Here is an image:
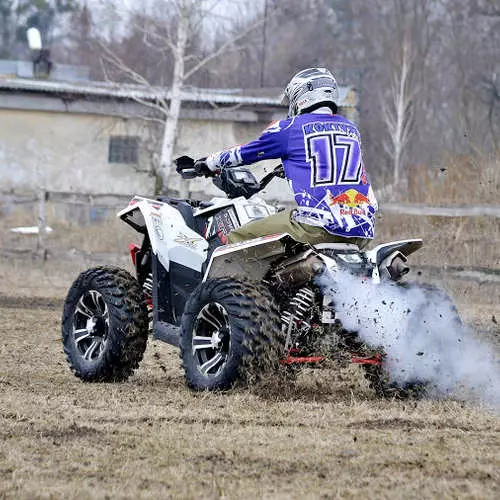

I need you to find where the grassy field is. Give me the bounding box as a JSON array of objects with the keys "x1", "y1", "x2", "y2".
[
  {"x1": 0, "y1": 156, "x2": 499, "y2": 499},
  {"x1": 0, "y1": 252, "x2": 499, "y2": 499}
]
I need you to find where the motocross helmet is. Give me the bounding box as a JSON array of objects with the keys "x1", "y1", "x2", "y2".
[{"x1": 281, "y1": 67, "x2": 339, "y2": 117}]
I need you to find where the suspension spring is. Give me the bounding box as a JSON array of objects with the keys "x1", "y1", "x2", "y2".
[
  {"x1": 143, "y1": 273, "x2": 153, "y2": 298},
  {"x1": 143, "y1": 273, "x2": 153, "y2": 333},
  {"x1": 281, "y1": 287, "x2": 316, "y2": 329}
]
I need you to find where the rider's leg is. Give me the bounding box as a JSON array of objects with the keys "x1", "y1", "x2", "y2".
[{"x1": 227, "y1": 209, "x2": 369, "y2": 249}]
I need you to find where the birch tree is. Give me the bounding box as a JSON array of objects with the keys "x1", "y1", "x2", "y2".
[
  {"x1": 100, "y1": 0, "x2": 270, "y2": 193},
  {"x1": 375, "y1": 0, "x2": 439, "y2": 185},
  {"x1": 381, "y1": 32, "x2": 419, "y2": 186},
  {"x1": 475, "y1": 0, "x2": 500, "y2": 151}
]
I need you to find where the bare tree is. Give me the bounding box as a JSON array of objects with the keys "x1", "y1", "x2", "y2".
[
  {"x1": 474, "y1": 0, "x2": 500, "y2": 17},
  {"x1": 381, "y1": 31, "x2": 419, "y2": 186},
  {"x1": 479, "y1": 74, "x2": 500, "y2": 152},
  {"x1": 57, "y1": 0, "x2": 500, "y2": 188},
  {"x1": 99, "y1": 0, "x2": 270, "y2": 193},
  {"x1": 474, "y1": 0, "x2": 500, "y2": 151}
]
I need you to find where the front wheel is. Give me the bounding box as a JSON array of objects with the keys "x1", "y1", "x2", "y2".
[
  {"x1": 180, "y1": 278, "x2": 282, "y2": 391},
  {"x1": 62, "y1": 266, "x2": 148, "y2": 382}
]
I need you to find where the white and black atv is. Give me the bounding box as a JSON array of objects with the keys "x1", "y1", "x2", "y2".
[{"x1": 61, "y1": 157, "x2": 458, "y2": 396}]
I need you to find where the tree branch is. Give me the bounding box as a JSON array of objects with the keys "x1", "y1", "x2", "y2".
[{"x1": 183, "y1": 15, "x2": 267, "y2": 81}]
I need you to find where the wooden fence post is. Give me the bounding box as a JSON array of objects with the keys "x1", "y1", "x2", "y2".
[{"x1": 37, "y1": 189, "x2": 48, "y2": 260}]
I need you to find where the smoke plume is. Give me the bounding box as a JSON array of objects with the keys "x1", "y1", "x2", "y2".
[{"x1": 318, "y1": 270, "x2": 500, "y2": 410}]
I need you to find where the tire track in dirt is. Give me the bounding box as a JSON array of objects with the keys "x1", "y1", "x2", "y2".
[
  {"x1": 345, "y1": 417, "x2": 496, "y2": 432},
  {"x1": 0, "y1": 294, "x2": 63, "y2": 310}
]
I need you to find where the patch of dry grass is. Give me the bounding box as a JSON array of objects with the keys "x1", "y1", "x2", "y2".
[
  {"x1": 1, "y1": 154, "x2": 499, "y2": 270},
  {"x1": 0, "y1": 253, "x2": 131, "y2": 300},
  {"x1": 375, "y1": 213, "x2": 500, "y2": 269},
  {"x1": 0, "y1": 302, "x2": 499, "y2": 499},
  {"x1": 0, "y1": 212, "x2": 138, "y2": 255},
  {"x1": 375, "y1": 154, "x2": 500, "y2": 269},
  {"x1": 406, "y1": 155, "x2": 499, "y2": 206},
  {"x1": 0, "y1": 154, "x2": 499, "y2": 498}
]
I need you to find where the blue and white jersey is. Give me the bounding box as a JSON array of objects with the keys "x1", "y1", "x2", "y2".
[{"x1": 206, "y1": 113, "x2": 378, "y2": 239}]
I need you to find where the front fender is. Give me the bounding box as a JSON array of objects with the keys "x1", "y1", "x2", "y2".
[{"x1": 118, "y1": 196, "x2": 208, "y2": 272}]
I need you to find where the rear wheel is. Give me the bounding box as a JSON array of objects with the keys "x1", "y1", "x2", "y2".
[
  {"x1": 363, "y1": 283, "x2": 462, "y2": 398},
  {"x1": 364, "y1": 363, "x2": 428, "y2": 399},
  {"x1": 62, "y1": 266, "x2": 148, "y2": 382},
  {"x1": 180, "y1": 278, "x2": 282, "y2": 391}
]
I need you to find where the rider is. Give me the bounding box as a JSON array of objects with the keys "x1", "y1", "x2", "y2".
[{"x1": 194, "y1": 67, "x2": 377, "y2": 248}]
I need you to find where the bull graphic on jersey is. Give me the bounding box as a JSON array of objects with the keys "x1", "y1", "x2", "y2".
[{"x1": 294, "y1": 186, "x2": 376, "y2": 238}]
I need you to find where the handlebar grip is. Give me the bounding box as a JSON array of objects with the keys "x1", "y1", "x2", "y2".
[
  {"x1": 175, "y1": 155, "x2": 214, "y2": 179},
  {"x1": 179, "y1": 168, "x2": 198, "y2": 179},
  {"x1": 175, "y1": 155, "x2": 195, "y2": 172},
  {"x1": 273, "y1": 164, "x2": 285, "y2": 178}
]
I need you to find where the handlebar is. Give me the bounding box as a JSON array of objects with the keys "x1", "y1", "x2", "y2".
[
  {"x1": 175, "y1": 155, "x2": 285, "y2": 198},
  {"x1": 259, "y1": 164, "x2": 285, "y2": 190},
  {"x1": 175, "y1": 155, "x2": 199, "y2": 179}
]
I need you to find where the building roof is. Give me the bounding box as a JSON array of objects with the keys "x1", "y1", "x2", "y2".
[{"x1": 0, "y1": 76, "x2": 355, "y2": 108}]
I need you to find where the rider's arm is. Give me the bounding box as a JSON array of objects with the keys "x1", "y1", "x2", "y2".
[{"x1": 205, "y1": 119, "x2": 292, "y2": 172}]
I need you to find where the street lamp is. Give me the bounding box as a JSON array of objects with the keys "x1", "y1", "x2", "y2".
[{"x1": 27, "y1": 27, "x2": 52, "y2": 77}]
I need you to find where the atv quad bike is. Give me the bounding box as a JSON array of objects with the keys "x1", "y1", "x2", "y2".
[{"x1": 62, "y1": 157, "x2": 460, "y2": 396}]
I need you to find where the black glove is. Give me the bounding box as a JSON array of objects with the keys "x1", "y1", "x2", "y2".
[
  {"x1": 274, "y1": 164, "x2": 285, "y2": 178},
  {"x1": 194, "y1": 157, "x2": 214, "y2": 177}
]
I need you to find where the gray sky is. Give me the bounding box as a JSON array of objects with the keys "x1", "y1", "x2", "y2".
[{"x1": 87, "y1": 0, "x2": 263, "y2": 41}]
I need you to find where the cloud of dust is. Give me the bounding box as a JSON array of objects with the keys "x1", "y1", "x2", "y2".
[{"x1": 318, "y1": 269, "x2": 500, "y2": 410}]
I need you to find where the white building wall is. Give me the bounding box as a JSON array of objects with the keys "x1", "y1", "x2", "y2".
[
  {"x1": 0, "y1": 109, "x2": 154, "y2": 195},
  {"x1": 0, "y1": 91, "x2": 357, "y2": 209}
]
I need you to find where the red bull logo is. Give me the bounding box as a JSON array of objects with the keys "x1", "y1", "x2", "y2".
[{"x1": 328, "y1": 189, "x2": 371, "y2": 216}]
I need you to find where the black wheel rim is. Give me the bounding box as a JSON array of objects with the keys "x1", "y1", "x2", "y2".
[
  {"x1": 72, "y1": 290, "x2": 109, "y2": 362},
  {"x1": 192, "y1": 302, "x2": 231, "y2": 377}
]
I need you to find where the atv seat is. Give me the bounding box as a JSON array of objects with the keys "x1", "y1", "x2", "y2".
[{"x1": 314, "y1": 243, "x2": 360, "y2": 252}]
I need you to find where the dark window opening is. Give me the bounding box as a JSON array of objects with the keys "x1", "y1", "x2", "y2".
[{"x1": 108, "y1": 136, "x2": 139, "y2": 164}]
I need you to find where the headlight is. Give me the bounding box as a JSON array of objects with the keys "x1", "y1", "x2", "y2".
[{"x1": 243, "y1": 204, "x2": 271, "y2": 219}]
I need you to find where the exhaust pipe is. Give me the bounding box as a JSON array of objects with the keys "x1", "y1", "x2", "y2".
[
  {"x1": 273, "y1": 252, "x2": 325, "y2": 287},
  {"x1": 381, "y1": 251, "x2": 410, "y2": 281}
]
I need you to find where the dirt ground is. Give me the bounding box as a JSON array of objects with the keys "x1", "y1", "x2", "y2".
[
  {"x1": 2, "y1": 156, "x2": 499, "y2": 498},
  {"x1": 0, "y1": 252, "x2": 498, "y2": 500}
]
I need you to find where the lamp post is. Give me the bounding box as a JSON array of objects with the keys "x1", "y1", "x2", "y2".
[
  {"x1": 27, "y1": 27, "x2": 52, "y2": 78},
  {"x1": 260, "y1": 0, "x2": 268, "y2": 88}
]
